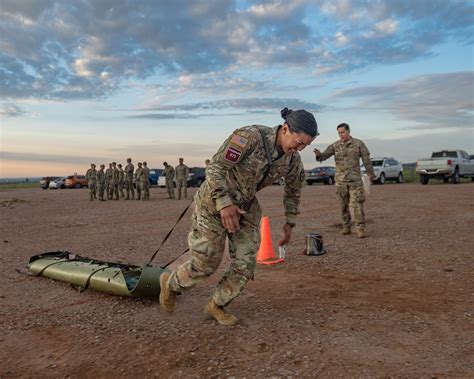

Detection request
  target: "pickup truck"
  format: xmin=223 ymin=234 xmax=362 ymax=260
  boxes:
xmin=416 ymin=150 xmax=474 ymax=184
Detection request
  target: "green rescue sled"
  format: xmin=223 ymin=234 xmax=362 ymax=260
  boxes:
xmin=27 ymin=251 xmax=168 ymax=298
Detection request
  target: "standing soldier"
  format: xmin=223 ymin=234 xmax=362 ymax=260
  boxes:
xmin=175 ymin=157 xmax=189 ymax=200
xmin=314 ymin=123 xmax=374 ymax=238
xmin=97 ymin=164 xmax=106 ymax=201
xmin=117 ymin=164 xmax=125 ymax=198
xmin=85 ymin=163 xmax=97 ymax=201
xmin=160 ymin=108 xmax=318 ymax=325
xmin=105 ymin=163 xmax=113 ymax=200
xmin=163 ymin=161 xmax=175 ymax=199
xmin=135 ymin=162 xmax=143 ymax=200
xmin=111 ymin=162 xmax=120 ymax=200
xmin=141 ymin=161 xmax=150 ymax=200
xmin=124 ymin=158 xmax=135 ymax=200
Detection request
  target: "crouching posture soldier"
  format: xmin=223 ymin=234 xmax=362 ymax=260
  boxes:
xmin=160 ymin=108 xmax=318 ymax=325
xmin=85 ymin=163 xmax=97 ymax=201
xmin=124 ymin=158 xmax=135 ymax=200
xmin=97 ymin=164 xmax=106 ymax=201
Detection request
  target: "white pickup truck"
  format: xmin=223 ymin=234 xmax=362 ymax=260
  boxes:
xmin=416 ymin=150 xmax=474 ymax=184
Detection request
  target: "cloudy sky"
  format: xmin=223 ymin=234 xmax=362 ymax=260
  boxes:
xmin=1 ymin=0 xmax=473 ymax=178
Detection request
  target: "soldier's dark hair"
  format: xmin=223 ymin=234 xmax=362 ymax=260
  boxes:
xmin=337 ymin=123 xmax=350 ymax=131
xmin=281 ymin=107 xmax=319 ymax=137
xmin=163 ymin=161 xmax=167 ymax=165
xmin=118 ymin=164 xmax=122 ymax=168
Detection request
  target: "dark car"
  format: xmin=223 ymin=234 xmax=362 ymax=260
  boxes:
xmin=148 ymin=169 xmax=163 ymax=187
xmin=305 ymin=166 xmax=336 ymax=185
xmin=187 ymin=167 xmax=206 ymax=187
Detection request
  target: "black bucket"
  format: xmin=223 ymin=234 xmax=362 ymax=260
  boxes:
xmin=305 ymin=233 xmax=326 ymax=256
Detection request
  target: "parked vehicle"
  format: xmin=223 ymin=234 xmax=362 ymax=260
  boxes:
xmin=40 ymin=176 xmax=59 ymax=189
xmin=305 ymin=166 xmax=336 ymax=185
xmin=157 ymin=167 xmax=206 ymax=188
xmin=416 ymin=150 xmax=474 ymax=185
xmin=148 ymin=169 xmax=163 ymax=187
xmin=364 ymin=157 xmax=404 ymax=184
xmin=64 ymin=175 xmax=88 ymax=189
xmin=187 ymin=167 xmax=206 ymax=187
xmin=49 ymin=177 xmax=67 ymax=189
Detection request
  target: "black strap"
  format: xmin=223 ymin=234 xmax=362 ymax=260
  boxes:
xmin=257 ymin=128 xmax=273 ymax=189
xmin=146 ymin=199 xmax=194 ymax=266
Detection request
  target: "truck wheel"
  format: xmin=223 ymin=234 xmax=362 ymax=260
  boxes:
xmin=397 ymin=172 xmax=404 ymax=183
xmin=443 ymin=177 xmax=449 ymax=183
xmin=75 ymin=183 xmax=81 ymax=189
xmin=378 ymin=173 xmax=386 ymax=185
xmin=420 ymin=175 xmax=429 ymax=185
xmin=327 ymin=176 xmax=334 ymax=185
xmin=450 ymin=169 xmax=460 ymax=184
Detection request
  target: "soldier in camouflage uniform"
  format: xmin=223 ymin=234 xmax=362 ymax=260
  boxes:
xmin=175 ymin=157 xmax=189 ymax=200
xmin=97 ymin=164 xmax=106 ymax=201
xmin=160 ymin=108 xmax=318 ymax=326
xmin=105 ymin=163 xmax=113 ymax=200
xmin=85 ymin=163 xmax=97 ymax=201
xmin=124 ymin=158 xmax=135 ymax=200
xmin=117 ymin=164 xmax=125 ymax=198
xmin=163 ymin=161 xmax=175 ymax=199
xmin=110 ymin=162 xmax=119 ymax=200
xmin=135 ymin=162 xmax=143 ymax=200
xmin=141 ymin=161 xmax=150 ymax=200
xmin=314 ymin=123 xmax=374 ymax=238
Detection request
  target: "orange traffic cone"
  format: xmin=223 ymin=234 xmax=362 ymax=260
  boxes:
xmin=257 ymin=216 xmax=284 ymax=265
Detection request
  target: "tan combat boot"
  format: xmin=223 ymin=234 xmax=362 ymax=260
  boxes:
xmin=341 ymin=226 xmax=351 ymax=235
xmin=357 ymin=229 xmax=365 ymax=238
xmin=159 ymin=272 xmax=177 ymax=312
xmin=205 ymin=299 xmax=239 ymax=326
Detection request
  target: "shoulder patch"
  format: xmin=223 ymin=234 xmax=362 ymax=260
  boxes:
xmin=224 ymin=146 xmax=243 ymax=163
xmin=231 ymin=134 xmax=248 ymax=149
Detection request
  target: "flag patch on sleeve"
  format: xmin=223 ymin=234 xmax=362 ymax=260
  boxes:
xmin=231 ymin=134 xmax=248 ymax=149
xmin=224 ymin=146 xmax=242 ymax=163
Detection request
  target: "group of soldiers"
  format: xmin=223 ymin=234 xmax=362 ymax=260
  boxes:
xmin=84 ymin=157 xmax=193 ymax=202
xmin=84 ymin=158 xmax=151 ymax=201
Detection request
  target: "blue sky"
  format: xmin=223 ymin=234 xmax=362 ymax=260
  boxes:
xmin=1 ymin=0 xmax=473 ymax=177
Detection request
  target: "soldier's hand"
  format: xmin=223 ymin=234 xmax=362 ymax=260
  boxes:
xmin=220 ymin=205 xmax=246 ymax=233
xmin=313 ymin=148 xmax=321 ymax=158
xmin=368 ymin=174 xmax=375 ymax=182
xmin=278 ymin=223 xmax=293 ymax=246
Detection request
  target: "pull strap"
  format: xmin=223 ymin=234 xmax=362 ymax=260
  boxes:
xmin=257 ymin=128 xmax=273 ymax=189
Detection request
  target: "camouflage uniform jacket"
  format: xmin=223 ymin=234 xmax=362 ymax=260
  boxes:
xmin=175 ymin=164 xmax=189 ymax=179
xmin=85 ymin=168 xmax=97 ymax=183
xmin=140 ymin=166 xmax=150 ymax=183
xmin=97 ymin=169 xmax=106 ymax=186
xmin=105 ymin=168 xmax=113 ymax=183
xmin=118 ymin=168 xmax=124 ymax=184
xmin=164 ymin=165 xmax=175 ymax=179
xmin=125 ymin=163 xmax=134 ymax=180
xmin=200 ymin=124 xmax=306 ymax=225
xmin=318 ymin=137 xmax=374 ymax=183
xmin=135 ymin=167 xmax=143 ymax=182
xmin=112 ymin=167 xmax=120 ymax=183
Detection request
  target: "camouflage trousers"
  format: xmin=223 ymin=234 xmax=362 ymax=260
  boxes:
xmin=176 ymin=178 xmax=187 ymax=199
xmin=125 ymin=177 xmax=134 ymax=199
xmin=97 ymin=184 xmax=106 ymax=201
xmin=108 ymin=182 xmax=119 ymax=200
xmin=140 ymin=181 xmax=149 ymax=200
xmin=336 ymin=181 xmax=366 ymax=230
xmin=88 ymin=181 xmax=97 ymax=201
xmin=118 ymin=180 xmax=124 ymax=198
xmin=166 ymin=178 xmax=175 ymax=199
xmin=168 ymin=198 xmax=261 ymax=307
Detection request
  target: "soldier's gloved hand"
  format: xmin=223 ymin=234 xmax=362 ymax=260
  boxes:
xmin=313 ymin=148 xmax=321 ymax=159
xmin=220 ymin=205 xmax=246 ymax=233
xmin=278 ymin=223 xmax=293 ymax=246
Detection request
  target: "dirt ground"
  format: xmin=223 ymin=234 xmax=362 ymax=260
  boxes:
xmin=1 ymin=182 xmax=473 ymax=378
